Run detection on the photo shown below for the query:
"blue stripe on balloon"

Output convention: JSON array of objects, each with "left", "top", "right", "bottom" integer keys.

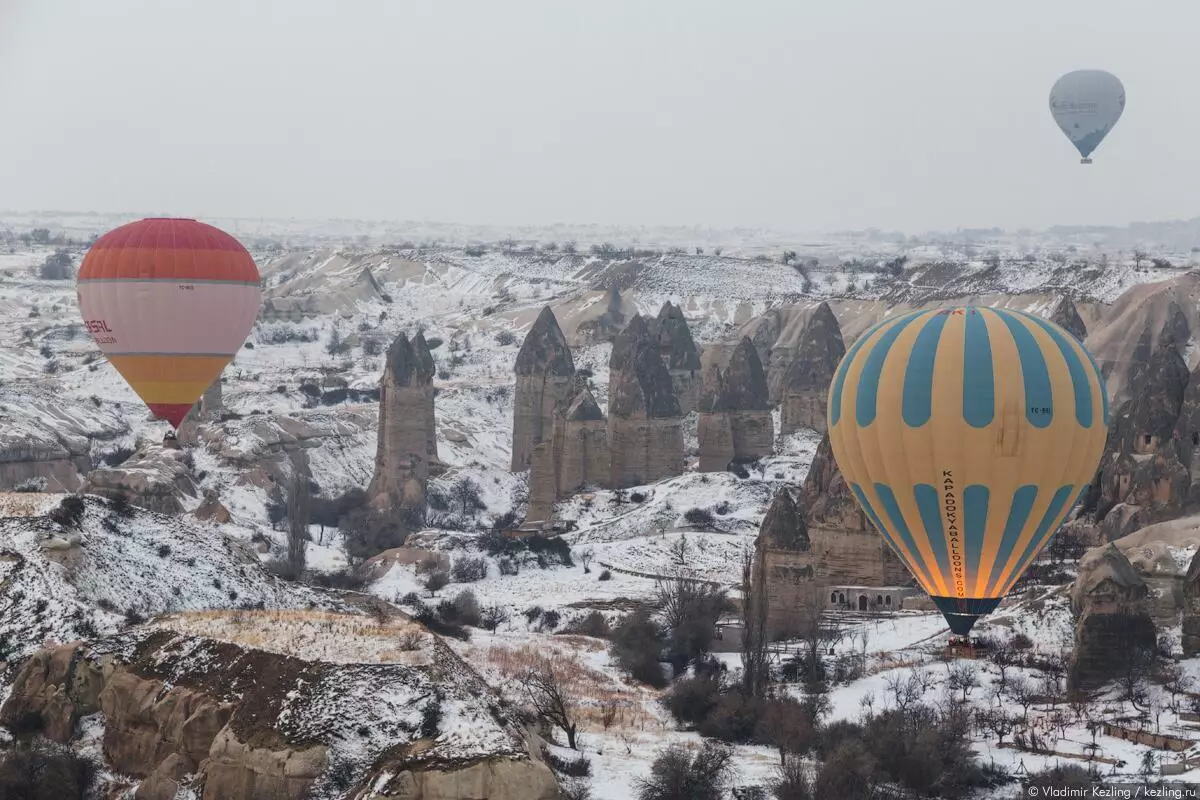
[
  {"left": 992, "top": 309, "right": 1053, "bottom": 428},
  {"left": 1014, "top": 310, "right": 1094, "bottom": 428},
  {"left": 850, "top": 483, "right": 917, "bottom": 578},
  {"left": 902, "top": 311, "right": 949, "bottom": 427},
  {"left": 963, "top": 485, "right": 989, "bottom": 594},
  {"left": 962, "top": 309, "right": 995, "bottom": 427},
  {"left": 1002, "top": 485, "right": 1076, "bottom": 593},
  {"left": 830, "top": 313, "right": 917, "bottom": 427},
  {"left": 873, "top": 482, "right": 939, "bottom": 591},
  {"left": 914, "top": 484, "right": 954, "bottom": 594},
  {"left": 983, "top": 485, "right": 1038, "bottom": 596},
  {"left": 855, "top": 313, "right": 924, "bottom": 427},
  {"left": 1067, "top": 324, "right": 1110, "bottom": 427}
]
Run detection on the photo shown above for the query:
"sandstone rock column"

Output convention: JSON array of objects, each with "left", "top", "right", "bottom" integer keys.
[
  {"left": 368, "top": 333, "right": 436, "bottom": 510},
  {"left": 413, "top": 332, "right": 442, "bottom": 474},
  {"left": 780, "top": 302, "right": 845, "bottom": 436},
  {"left": 608, "top": 315, "right": 685, "bottom": 488},
  {"left": 754, "top": 489, "right": 817, "bottom": 638},
  {"left": 512, "top": 307, "right": 576, "bottom": 471},
  {"left": 697, "top": 337, "right": 773, "bottom": 471},
  {"left": 650, "top": 302, "right": 702, "bottom": 414}
]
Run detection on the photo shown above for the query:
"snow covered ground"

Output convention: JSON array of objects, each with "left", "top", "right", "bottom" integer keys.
[{"left": 2, "top": 219, "right": 1200, "bottom": 797}]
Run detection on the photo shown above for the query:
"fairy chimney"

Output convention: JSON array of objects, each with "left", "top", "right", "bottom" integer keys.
[
  {"left": 512, "top": 307, "right": 576, "bottom": 471},
  {"left": 607, "top": 315, "right": 685, "bottom": 488},
  {"left": 650, "top": 302, "right": 702, "bottom": 414},
  {"left": 780, "top": 302, "right": 845, "bottom": 435},
  {"left": 368, "top": 333, "right": 437, "bottom": 509},
  {"left": 697, "top": 337, "right": 774, "bottom": 471}
]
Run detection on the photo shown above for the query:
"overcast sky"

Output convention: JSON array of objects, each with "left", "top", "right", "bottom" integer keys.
[{"left": 0, "top": 0, "right": 1195, "bottom": 234}]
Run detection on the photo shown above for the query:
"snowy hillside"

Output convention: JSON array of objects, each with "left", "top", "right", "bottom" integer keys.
[{"left": 3, "top": 221, "right": 1200, "bottom": 798}]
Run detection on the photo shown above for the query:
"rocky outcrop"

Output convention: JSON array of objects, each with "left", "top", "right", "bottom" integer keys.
[
  {"left": 413, "top": 333, "right": 441, "bottom": 475},
  {"left": 1185, "top": 549, "right": 1200, "bottom": 656},
  {"left": 1069, "top": 544, "right": 1159, "bottom": 689},
  {"left": 574, "top": 286, "right": 629, "bottom": 346},
  {"left": 512, "top": 307, "right": 576, "bottom": 471},
  {"left": 607, "top": 316, "right": 685, "bottom": 488},
  {"left": 368, "top": 333, "right": 437, "bottom": 510},
  {"left": 779, "top": 302, "right": 845, "bottom": 436},
  {"left": 560, "top": 388, "right": 610, "bottom": 495},
  {"left": 1077, "top": 330, "right": 1193, "bottom": 541},
  {"left": 649, "top": 302, "right": 701, "bottom": 414},
  {"left": 697, "top": 337, "right": 773, "bottom": 472},
  {"left": 796, "top": 434, "right": 912, "bottom": 587},
  {"left": 1, "top": 620, "right": 559, "bottom": 800},
  {"left": 1049, "top": 295, "right": 1087, "bottom": 341},
  {"left": 80, "top": 443, "right": 199, "bottom": 514},
  {"left": 754, "top": 490, "right": 816, "bottom": 637}
]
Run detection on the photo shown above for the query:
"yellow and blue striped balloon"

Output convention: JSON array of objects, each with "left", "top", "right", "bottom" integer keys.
[{"left": 827, "top": 306, "right": 1108, "bottom": 636}]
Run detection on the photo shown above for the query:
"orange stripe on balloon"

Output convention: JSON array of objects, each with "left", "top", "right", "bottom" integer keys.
[
  {"left": 79, "top": 218, "right": 260, "bottom": 283},
  {"left": 107, "top": 354, "right": 230, "bottom": 382}
]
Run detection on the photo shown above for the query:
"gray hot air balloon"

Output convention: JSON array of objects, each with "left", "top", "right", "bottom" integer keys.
[{"left": 1049, "top": 69, "right": 1125, "bottom": 164}]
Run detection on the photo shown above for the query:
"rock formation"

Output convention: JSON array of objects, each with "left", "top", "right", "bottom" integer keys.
[
  {"left": 1049, "top": 294, "right": 1087, "bottom": 341},
  {"left": 1076, "top": 329, "right": 1193, "bottom": 541},
  {"left": 1185, "top": 548, "right": 1200, "bottom": 656},
  {"left": 512, "top": 307, "right": 576, "bottom": 471},
  {"left": 367, "top": 333, "right": 437, "bottom": 510},
  {"left": 574, "top": 286, "right": 629, "bottom": 345},
  {"left": 649, "top": 302, "right": 701, "bottom": 414},
  {"left": 80, "top": 444, "right": 199, "bottom": 514},
  {"left": 527, "top": 383, "right": 612, "bottom": 525},
  {"left": 697, "top": 337, "right": 774, "bottom": 471},
  {"left": 779, "top": 302, "right": 845, "bottom": 436},
  {"left": 413, "top": 331, "right": 442, "bottom": 476},
  {"left": 607, "top": 316, "right": 686, "bottom": 488},
  {"left": 1069, "top": 543, "right": 1159, "bottom": 689},
  {"left": 754, "top": 489, "right": 816, "bottom": 637},
  {"left": 0, "top": 621, "right": 561, "bottom": 800}
]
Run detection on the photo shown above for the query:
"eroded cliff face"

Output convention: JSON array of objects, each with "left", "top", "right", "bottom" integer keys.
[
  {"left": 0, "top": 617, "right": 559, "bottom": 800},
  {"left": 512, "top": 307, "right": 576, "bottom": 472},
  {"left": 1074, "top": 330, "right": 1195, "bottom": 542}
]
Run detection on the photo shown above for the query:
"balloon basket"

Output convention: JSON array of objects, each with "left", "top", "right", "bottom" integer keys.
[
  {"left": 945, "top": 635, "right": 989, "bottom": 659},
  {"left": 1080, "top": 157, "right": 1093, "bottom": 164}
]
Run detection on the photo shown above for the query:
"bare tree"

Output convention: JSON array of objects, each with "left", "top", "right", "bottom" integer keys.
[
  {"left": 991, "top": 644, "right": 1014, "bottom": 692},
  {"left": 287, "top": 466, "right": 311, "bottom": 579},
  {"left": 1158, "top": 663, "right": 1195, "bottom": 713},
  {"left": 636, "top": 742, "right": 735, "bottom": 800},
  {"left": 946, "top": 661, "right": 979, "bottom": 702},
  {"left": 1133, "top": 249, "right": 1147, "bottom": 269},
  {"left": 668, "top": 535, "right": 690, "bottom": 569},
  {"left": 885, "top": 671, "right": 923, "bottom": 713},
  {"left": 481, "top": 604, "right": 510, "bottom": 633},
  {"left": 599, "top": 695, "right": 621, "bottom": 730},
  {"left": 1006, "top": 676, "right": 1038, "bottom": 723},
  {"left": 740, "top": 545, "right": 771, "bottom": 698},
  {"left": 521, "top": 658, "right": 581, "bottom": 750},
  {"left": 577, "top": 548, "right": 595, "bottom": 573},
  {"left": 979, "top": 707, "right": 1018, "bottom": 746}
]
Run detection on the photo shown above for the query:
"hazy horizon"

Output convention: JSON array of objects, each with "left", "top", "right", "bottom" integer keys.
[{"left": 1, "top": 1, "right": 1197, "bottom": 235}]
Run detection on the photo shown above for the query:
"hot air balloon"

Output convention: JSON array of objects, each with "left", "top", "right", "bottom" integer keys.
[
  {"left": 76, "top": 218, "right": 261, "bottom": 430},
  {"left": 827, "top": 307, "right": 1108, "bottom": 638},
  {"left": 1049, "top": 69, "right": 1125, "bottom": 164}
]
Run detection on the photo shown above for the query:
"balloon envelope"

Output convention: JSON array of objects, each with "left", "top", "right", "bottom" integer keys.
[
  {"left": 1049, "top": 69, "right": 1125, "bottom": 161},
  {"left": 827, "top": 307, "right": 1108, "bottom": 636},
  {"left": 76, "top": 218, "right": 261, "bottom": 428}
]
